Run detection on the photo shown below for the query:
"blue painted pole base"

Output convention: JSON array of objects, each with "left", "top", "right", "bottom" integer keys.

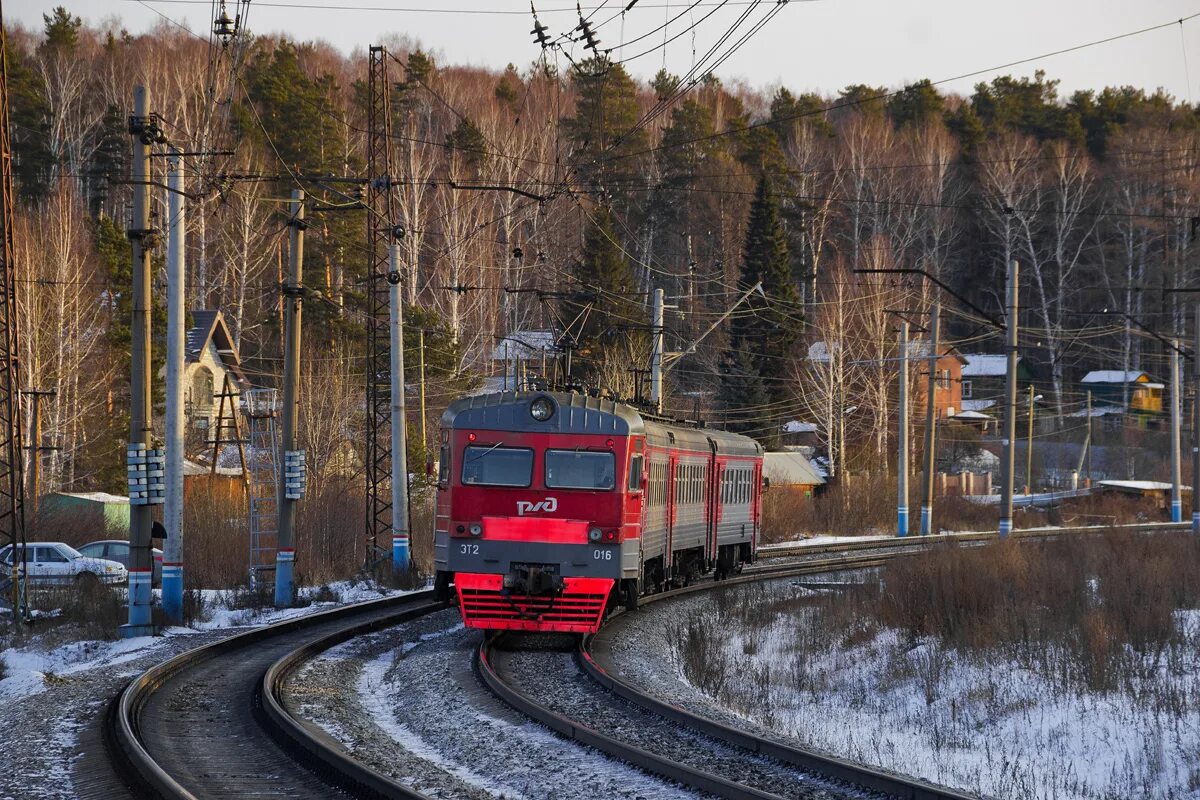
[
  {"left": 919, "top": 506, "right": 932, "bottom": 536},
  {"left": 161, "top": 563, "right": 184, "bottom": 624},
  {"left": 392, "top": 536, "right": 410, "bottom": 573},
  {"left": 1171, "top": 501, "right": 1183, "bottom": 523},
  {"left": 274, "top": 549, "right": 295, "bottom": 608},
  {"left": 897, "top": 506, "right": 908, "bottom": 537},
  {"left": 120, "top": 568, "right": 156, "bottom": 638},
  {"left": 999, "top": 518, "right": 1012, "bottom": 538},
  {"left": 1193, "top": 512, "right": 1200, "bottom": 534}
]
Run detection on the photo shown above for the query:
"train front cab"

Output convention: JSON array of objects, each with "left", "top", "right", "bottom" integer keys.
[{"left": 434, "top": 392, "right": 645, "bottom": 634}]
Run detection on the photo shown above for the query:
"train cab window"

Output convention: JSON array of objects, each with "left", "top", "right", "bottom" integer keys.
[
  {"left": 461, "top": 445, "right": 534, "bottom": 487},
  {"left": 545, "top": 450, "right": 615, "bottom": 490},
  {"left": 628, "top": 454, "right": 644, "bottom": 492}
]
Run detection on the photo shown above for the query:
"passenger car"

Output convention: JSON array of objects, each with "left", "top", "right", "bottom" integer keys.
[
  {"left": 0, "top": 542, "right": 128, "bottom": 586},
  {"left": 78, "top": 540, "right": 163, "bottom": 586},
  {"left": 435, "top": 390, "right": 764, "bottom": 634}
]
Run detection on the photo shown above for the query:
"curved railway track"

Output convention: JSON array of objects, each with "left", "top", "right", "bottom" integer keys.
[
  {"left": 106, "top": 521, "right": 1181, "bottom": 800},
  {"left": 108, "top": 591, "right": 446, "bottom": 800},
  {"left": 477, "top": 552, "right": 968, "bottom": 800}
]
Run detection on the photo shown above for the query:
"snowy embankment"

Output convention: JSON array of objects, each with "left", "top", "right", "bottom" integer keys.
[
  {"left": 0, "top": 579, "right": 418, "bottom": 798},
  {"left": 654, "top": 579, "right": 1200, "bottom": 800}
]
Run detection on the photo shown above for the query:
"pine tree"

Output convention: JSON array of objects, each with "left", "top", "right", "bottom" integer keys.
[
  {"left": 719, "top": 176, "right": 801, "bottom": 450},
  {"left": 563, "top": 206, "right": 641, "bottom": 383}
]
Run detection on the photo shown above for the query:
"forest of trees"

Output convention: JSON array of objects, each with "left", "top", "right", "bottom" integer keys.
[{"left": 8, "top": 8, "right": 1200, "bottom": 494}]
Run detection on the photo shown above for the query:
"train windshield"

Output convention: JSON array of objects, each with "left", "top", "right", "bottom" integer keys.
[
  {"left": 461, "top": 445, "right": 534, "bottom": 487},
  {"left": 545, "top": 450, "right": 616, "bottom": 490}
]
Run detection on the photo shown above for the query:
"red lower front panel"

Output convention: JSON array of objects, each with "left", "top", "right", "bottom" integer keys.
[{"left": 456, "top": 573, "right": 614, "bottom": 634}]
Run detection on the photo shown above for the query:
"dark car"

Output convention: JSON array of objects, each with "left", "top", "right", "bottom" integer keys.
[{"left": 78, "top": 540, "right": 163, "bottom": 586}]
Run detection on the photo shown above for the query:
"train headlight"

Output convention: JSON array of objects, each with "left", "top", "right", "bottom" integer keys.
[
  {"left": 588, "top": 527, "right": 602, "bottom": 542},
  {"left": 469, "top": 523, "right": 483, "bottom": 537},
  {"left": 530, "top": 396, "right": 555, "bottom": 422}
]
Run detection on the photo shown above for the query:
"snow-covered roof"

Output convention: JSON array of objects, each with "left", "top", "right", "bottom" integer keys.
[
  {"left": 952, "top": 409, "right": 993, "bottom": 420},
  {"left": 783, "top": 420, "right": 818, "bottom": 434},
  {"left": 186, "top": 310, "right": 248, "bottom": 385},
  {"left": 490, "top": 330, "right": 557, "bottom": 361},
  {"left": 807, "top": 341, "right": 838, "bottom": 362},
  {"left": 1099, "top": 479, "right": 1177, "bottom": 492},
  {"left": 1081, "top": 370, "right": 1151, "bottom": 384},
  {"left": 960, "top": 399, "right": 996, "bottom": 412},
  {"left": 763, "top": 452, "right": 827, "bottom": 487},
  {"left": 55, "top": 491, "right": 130, "bottom": 504},
  {"left": 183, "top": 458, "right": 244, "bottom": 477},
  {"left": 1068, "top": 404, "right": 1125, "bottom": 417},
  {"left": 960, "top": 354, "right": 1017, "bottom": 377}
]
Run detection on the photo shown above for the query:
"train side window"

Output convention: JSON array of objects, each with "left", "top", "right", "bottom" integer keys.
[
  {"left": 438, "top": 442, "right": 450, "bottom": 486},
  {"left": 628, "top": 454, "right": 644, "bottom": 492}
]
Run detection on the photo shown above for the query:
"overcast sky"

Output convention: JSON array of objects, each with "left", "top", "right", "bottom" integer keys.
[{"left": 9, "top": 0, "right": 1200, "bottom": 102}]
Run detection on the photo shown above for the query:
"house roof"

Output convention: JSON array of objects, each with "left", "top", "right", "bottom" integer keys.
[
  {"left": 951, "top": 409, "right": 994, "bottom": 420},
  {"left": 490, "top": 330, "right": 557, "bottom": 361},
  {"left": 960, "top": 399, "right": 997, "bottom": 412},
  {"left": 783, "top": 420, "right": 818, "bottom": 434},
  {"left": 960, "top": 353, "right": 1020, "bottom": 377},
  {"left": 186, "top": 310, "right": 247, "bottom": 385},
  {"left": 1081, "top": 370, "right": 1152, "bottom": 385},
  {"left": 763, "top": 452, "right": 827, "bottom": 487}
]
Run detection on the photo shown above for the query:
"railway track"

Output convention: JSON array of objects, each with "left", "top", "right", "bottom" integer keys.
[
  {"left": 107, "top": 591, "right": 447, "bottom": 800},
  {"left": 477, "top": 552, "right": 968, "bottom": 800},
  {"left": 104, "top": 520, "right": 1179, "bottom": 800}
]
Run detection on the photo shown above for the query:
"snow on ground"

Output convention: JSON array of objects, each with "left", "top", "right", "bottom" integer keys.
[
  {"left": 620, "top": 578, "right": 1200, "bottom": 800},
  {"left": 760, "top": 534, "right": 893, "bottom": 550},
  {"left": 0, "top": 578, "right": 423, "bottom": 703},
  {"left": 0, "top": 577, "right": 421, "bottom": 799}
]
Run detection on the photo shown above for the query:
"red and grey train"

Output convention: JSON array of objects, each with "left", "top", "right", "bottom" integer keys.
[{"left": 433, "top": 390, "right": 764, "bottom": 634}]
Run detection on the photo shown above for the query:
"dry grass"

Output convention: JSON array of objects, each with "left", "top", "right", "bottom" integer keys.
[
  {"left": 762, "top": 478, "right": 1170, "bottom": 542},
  {"left": 878, "top": 531, "right": 1200, "bottom": 691}
]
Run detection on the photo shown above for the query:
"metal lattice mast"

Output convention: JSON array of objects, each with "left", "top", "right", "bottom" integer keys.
[
  {"left": 245, "top": 388, "right": 279, "bottom": 590},
  {"left": 365, "top": 45, "right": 396, "bottom": 565},
  {"left": 0, "top": 27, "right": 28, "bottom": 620}
]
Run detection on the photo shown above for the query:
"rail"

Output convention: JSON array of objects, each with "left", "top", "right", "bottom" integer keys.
[{"left": 108, "top": 590, "right": 443, "bottom": 800}]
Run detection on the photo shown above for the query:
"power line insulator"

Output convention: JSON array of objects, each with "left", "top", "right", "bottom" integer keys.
[{"left": 530, "top": 4, "right": 551, "bottom": 49}]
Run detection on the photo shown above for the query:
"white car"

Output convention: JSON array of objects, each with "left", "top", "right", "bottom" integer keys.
[{"left": 0, "top": 541, "right": 128, "bottom": 586}]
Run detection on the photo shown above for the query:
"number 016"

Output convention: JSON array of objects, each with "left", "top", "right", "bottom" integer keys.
[{"left": 593, "top": 549, "right": 613, "bottom": 560}]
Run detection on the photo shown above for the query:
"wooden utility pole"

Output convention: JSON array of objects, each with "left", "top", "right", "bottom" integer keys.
[
  {"left": 1000, "top": 260, "right": 1019, "bottom": 538},
  {"left": 919, "top": 301, "right": 940, "bottom": 536},
  {"left": 275, "top": 190, "right": 305, "bottom": 608},
  {"left": 23, "top": 390, "right": 54, "bottom": 516},
  {"left": 123, "top": 86, "right": 161, "bottom": 637},
  {"left": 418, "top": 328, "right": 426, "bottom": 454}
]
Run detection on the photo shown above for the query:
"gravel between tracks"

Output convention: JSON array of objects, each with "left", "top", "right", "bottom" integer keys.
[
  {"left": 289, "top": 608, "right": 697, "bottom": 800},
  {"left": 493, "top": 639, "right": 865, "bottom": 800}
]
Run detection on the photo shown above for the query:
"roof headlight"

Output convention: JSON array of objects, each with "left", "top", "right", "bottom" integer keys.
[
  {"left": 588, "top": 527, "right": 603, "bottom": 542},
  {"left": 530, "top": 396, "right": 555, "bottom": 422}
]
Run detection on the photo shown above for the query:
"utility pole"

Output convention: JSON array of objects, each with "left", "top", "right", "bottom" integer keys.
[
  {"left": 389, "top": 244, "right": 410, "bottom": 573},
  {"left": 1000, "top": 260, "right": 1019, "bottom": 538},
  {"left": 1193, "top": 305, "right": 1200, "bottom": 533},
  {"left": 275, "top": 189, "right": 305, "bottom": 608},
  {"left": 1170, "top": 338, "right": 1183, "bottom": 523},
  {"left": 418, "top": 328, "right": 427, "bottom": 454},
  {"left": 163, "top": 148, "right": 185, "bottom": 623},
  {"left": 123, "top": 86, "right": 160, "bottom": 637},
  {"left": 650, "top": 287, "right": 664, "bottom": 413},
  {"left": 919, "top": 301, "right": 940, "bottom": 536},
  {"left": 23, "top": 390, "right": 53, "bottom": 516},
  {"left": 1025, "top": 385, "right": 1035, "bottom": 495},
  {"left": 897, "top": 321, "right": 909, "bottom": 537}
]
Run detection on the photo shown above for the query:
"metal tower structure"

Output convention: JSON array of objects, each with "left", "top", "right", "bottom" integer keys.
[
  {"left": 0, "top": 27, "right": 27, "bottom": 620},
  {"left": 244, "top": 388, "right": 279, "bottom": 590},
  {"left": 365, "top": 45, "right": 397, "bottom": 566}
]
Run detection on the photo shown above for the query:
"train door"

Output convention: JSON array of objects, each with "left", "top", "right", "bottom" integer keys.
[{"left": 665, "top": 454, "right": 678, "bottom": 572}]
